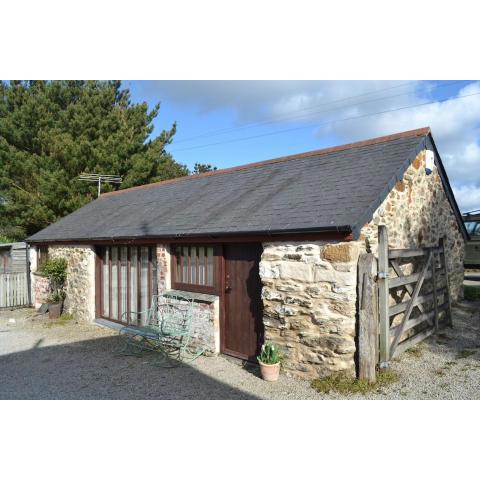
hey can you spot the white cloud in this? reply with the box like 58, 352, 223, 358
313, 81, 480, 211
452, 184, 480, 213
143, 80, 415, 121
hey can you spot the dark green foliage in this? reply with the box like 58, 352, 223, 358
0, 81, 189, 240
42, 257, 67, 302
193, 163, 217, 174
42, 257, 67, 284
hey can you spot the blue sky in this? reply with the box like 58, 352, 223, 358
125, 80, 480, 212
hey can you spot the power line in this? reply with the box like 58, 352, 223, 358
173, 81, 418, 144
169, 90, 480, 153
172, 80, 465, 145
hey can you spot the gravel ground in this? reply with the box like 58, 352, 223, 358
0, 303, 479, 400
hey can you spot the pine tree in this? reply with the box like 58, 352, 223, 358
193, 163, 217, 174
0, 81, 189, 240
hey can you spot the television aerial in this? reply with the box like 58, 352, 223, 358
78, 173, 122, 197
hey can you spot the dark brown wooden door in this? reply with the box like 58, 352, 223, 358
223, 243, 264, 361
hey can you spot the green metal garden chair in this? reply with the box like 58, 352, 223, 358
118, 293, 204, 363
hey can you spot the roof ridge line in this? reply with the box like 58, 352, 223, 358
102, 126, 431, 198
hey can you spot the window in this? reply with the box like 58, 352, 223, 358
99, 245, 155, 323
37, 246, 49, 270
172, 245, 218, 293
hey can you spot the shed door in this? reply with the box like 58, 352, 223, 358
223, 244, 264, 361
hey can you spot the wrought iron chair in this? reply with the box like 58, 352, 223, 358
118, 293, 204, 363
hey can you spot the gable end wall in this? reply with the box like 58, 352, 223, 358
360, 149, 465, 301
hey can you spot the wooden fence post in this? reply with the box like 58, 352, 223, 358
358, 253, 378, 383
439, 237, 453, 327
378, 225, 390, 368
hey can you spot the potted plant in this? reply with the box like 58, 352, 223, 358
258, 343, 282, 381
47, 290, 66, 319
42, 258, 68, 319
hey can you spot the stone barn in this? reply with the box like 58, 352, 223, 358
27, 127, 467, 379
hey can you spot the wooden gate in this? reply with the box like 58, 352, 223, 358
377, 225, 452, 366
0, 272, 30, 309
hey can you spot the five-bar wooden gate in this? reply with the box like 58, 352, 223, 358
377, 225, 452, 366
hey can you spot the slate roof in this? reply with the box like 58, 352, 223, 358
27, 127, 467, 242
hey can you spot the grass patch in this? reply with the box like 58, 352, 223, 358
457, 349, 476, 359
45, 312, 74, 328
311, 369, 399, 395
464, 285, 480, 301
405, 345, 424, 358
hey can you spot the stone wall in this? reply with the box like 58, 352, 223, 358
360, 150, 465, 301
260, 241, 362, 379
33, 272, 49, 309
156, 244, 171, 295
162, 289, 220, 353
49, 245, 96, 323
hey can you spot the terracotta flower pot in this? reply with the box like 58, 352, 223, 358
259, 360, 281, 382
48, 302, 63, 319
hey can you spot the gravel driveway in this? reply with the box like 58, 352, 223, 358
0, 302, 479, 400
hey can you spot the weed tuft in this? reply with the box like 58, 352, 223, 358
405, 345, 423, 358
45, 312, 74, 328
311, 369, 399, 395
457, 349, 476, 359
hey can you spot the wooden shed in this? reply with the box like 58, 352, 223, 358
0, 242, 28, 273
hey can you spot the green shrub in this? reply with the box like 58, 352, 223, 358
46, 291, 66, 303
42, 257, 68, 302
258, 343, 282, 365
42, 258, 68, 284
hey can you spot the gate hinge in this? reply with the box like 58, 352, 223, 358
378, 272, 389, 279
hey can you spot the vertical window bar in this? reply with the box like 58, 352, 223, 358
140, 247, 149, 324
190, 246, 196, 284
108, 247, 112, 319
204, 247, 208, 286
199, 247, 205, 285
207, 247, 213, 286
183, 246, 189, 282
137, 247, 141, 324
148, 247, 152, 312
117, 246, 122, 321
176, 247, 181, 283
102, 247, 109, 317
120, 247, 128, 322
127, 247, 131, 322
111, 247, 118, 320
130, 247, 138, 323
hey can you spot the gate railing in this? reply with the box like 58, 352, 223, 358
377, 225, 452, 367
0, 271, 30, 309
358, 225, 453, 381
